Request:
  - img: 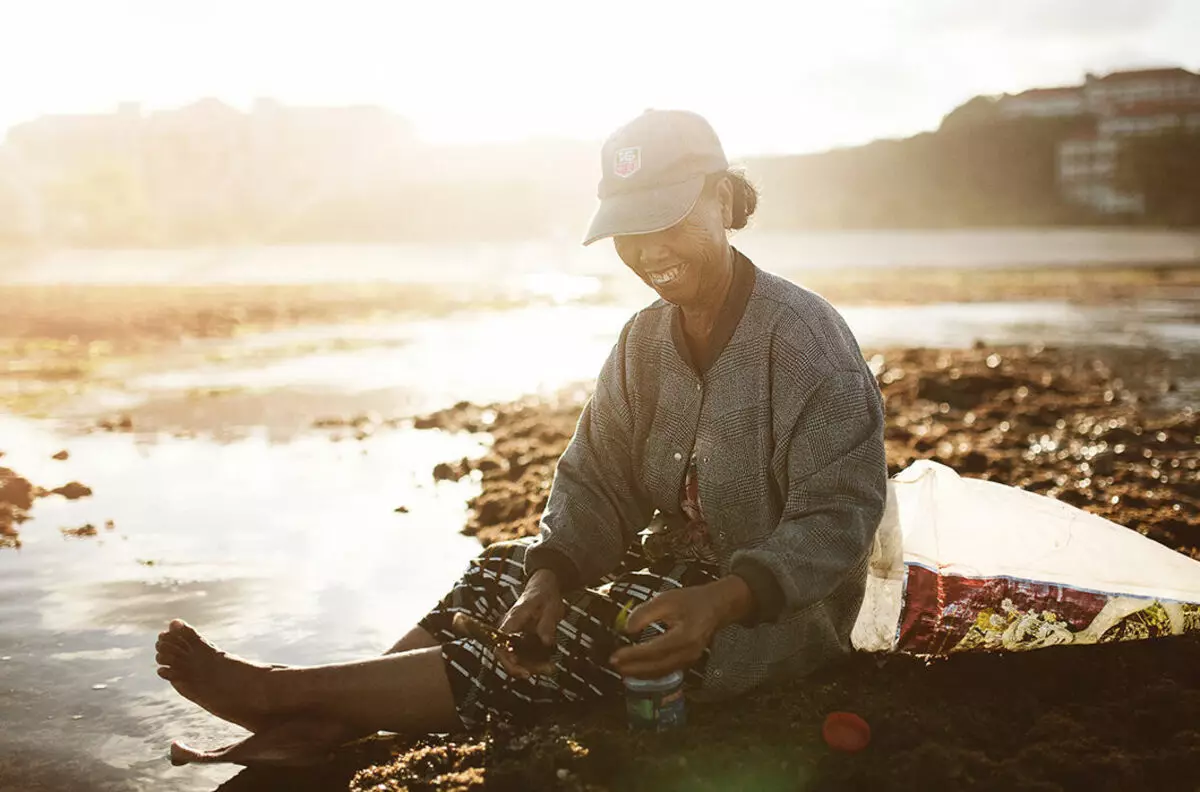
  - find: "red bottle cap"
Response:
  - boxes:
[822,711,871,753]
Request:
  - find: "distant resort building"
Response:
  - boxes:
[998,67,1200,216]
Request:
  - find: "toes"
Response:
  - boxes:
[156,635,190,660]
[155,639,191,669]
[167,620,212,653]
[157,665,179,681]
[158,632,191,651]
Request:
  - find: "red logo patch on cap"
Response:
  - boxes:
[614,147,641,178]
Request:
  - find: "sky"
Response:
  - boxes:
[0,0,1197,156]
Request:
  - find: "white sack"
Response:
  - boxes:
[852,461,1200,655]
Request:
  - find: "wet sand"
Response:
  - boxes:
[351,343,1199,791]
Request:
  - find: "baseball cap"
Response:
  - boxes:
[583,110,729,246]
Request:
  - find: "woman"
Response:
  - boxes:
[155,109,887,766]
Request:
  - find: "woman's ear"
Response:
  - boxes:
[716,176,734,229]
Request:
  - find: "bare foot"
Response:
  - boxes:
[156,619,276,732]
[169,717,356,767]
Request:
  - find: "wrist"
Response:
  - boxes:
[528,568,561,592]
[707,575,756,629]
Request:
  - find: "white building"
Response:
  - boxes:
[1084,67,1200,111]
[1041,67,1200,215]
[1097,102,1200,138]
[1056,138,1144,215]
[998,87,1086,118]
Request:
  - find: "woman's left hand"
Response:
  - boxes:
[609,576,754,679]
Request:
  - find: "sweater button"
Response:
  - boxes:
[673,452,683,461]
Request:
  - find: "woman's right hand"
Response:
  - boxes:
[496,568,564,678]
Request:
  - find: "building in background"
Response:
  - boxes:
[999,67,1200,216]
[998,87,1087,118]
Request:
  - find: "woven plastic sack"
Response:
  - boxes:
[852,461,1200,655]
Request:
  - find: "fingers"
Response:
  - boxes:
[611,632,698,679]
[497,600,533,635]
[495,646,532,680]
[625,590,681,634]
[610,628,689,667]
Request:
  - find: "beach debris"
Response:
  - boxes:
[823,712,871,753]
[51,449,69,461]
[49,481,93,500]
[393,505,410,514]
[61,523,98,538]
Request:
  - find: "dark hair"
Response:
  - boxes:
[704,169,759,231]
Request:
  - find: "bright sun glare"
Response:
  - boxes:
[1,1,1198,154]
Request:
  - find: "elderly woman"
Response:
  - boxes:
[156,110,887,765]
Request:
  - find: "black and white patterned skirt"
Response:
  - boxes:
[418,536,720,728]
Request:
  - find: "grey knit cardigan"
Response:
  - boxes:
[525,256,887,699]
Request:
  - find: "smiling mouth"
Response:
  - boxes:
[646,263,687,287]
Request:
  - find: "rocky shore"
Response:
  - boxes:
[349,343,1199,791]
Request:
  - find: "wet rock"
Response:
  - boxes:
[433,459,470,482]
[915,373,1017,410]
[49,482,93,500]
[959,451,989,475]
[1091,451,1116,477]
[98,415,133,431]
[0,468,36,511]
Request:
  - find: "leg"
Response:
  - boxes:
[157,540,530,731]
[167,629,446,767]
[161,540,536,765]
[384,626,440,655]
[163,642,460,757]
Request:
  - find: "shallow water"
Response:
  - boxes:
[4,228,1199,285]
[0,416,485,790]
[60,296,1200,434]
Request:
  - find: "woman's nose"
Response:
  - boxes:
[638,241,671,269]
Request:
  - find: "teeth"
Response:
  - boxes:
[649,266,680,285]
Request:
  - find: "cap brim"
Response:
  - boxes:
[582,175,706,246]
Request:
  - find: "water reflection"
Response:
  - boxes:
[0,417,488,791]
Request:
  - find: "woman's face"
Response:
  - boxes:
[613,178,734,309]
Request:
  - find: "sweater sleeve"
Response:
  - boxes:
[729,368,887,622]
[524,320,653,589]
